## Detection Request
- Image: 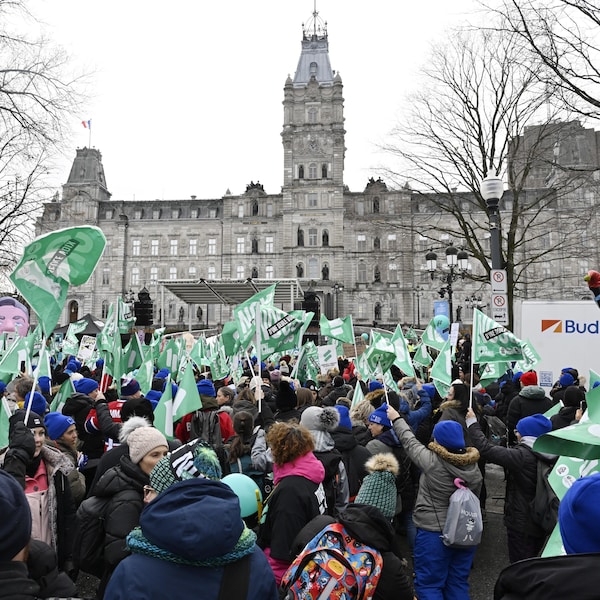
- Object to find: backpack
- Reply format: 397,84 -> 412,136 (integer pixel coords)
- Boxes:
314,449 -> 342,516
441,478 -> 483,548
483,414 -> 508,447
529,454 -> 559,535
73,494 -> 111,577
190,409 -> 230,475
280,522 -> 383,600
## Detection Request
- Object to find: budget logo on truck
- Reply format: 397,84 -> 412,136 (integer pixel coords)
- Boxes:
541,319 -> 600,334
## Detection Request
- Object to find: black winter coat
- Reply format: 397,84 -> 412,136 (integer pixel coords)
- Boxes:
506,387 -> 553,445
331,427 -> 371,498
62,393 -> 105,461
550,406 -> 578,431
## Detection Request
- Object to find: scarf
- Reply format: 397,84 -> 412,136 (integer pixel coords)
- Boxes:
126,523 -> 256,567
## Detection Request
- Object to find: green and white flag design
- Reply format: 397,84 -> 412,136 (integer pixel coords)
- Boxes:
153,375 -> 175,440
412,342 -> 432,368
233,284 -> 277,351
430,339 -> 453,393
319,315 -> 355,344
471,309 -> 523,364
421,318 -> 447,351
50,379 -> 75,413
513,339 -> 541,372
172,359 -> 202,421
62,318 -> 89,357
390,325 -> 416,377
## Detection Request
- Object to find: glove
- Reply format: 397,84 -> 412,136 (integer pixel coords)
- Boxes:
77,453 -> 88,471
8,421 -> 36,460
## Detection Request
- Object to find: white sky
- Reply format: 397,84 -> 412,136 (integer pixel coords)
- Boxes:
30,0 -> 481,201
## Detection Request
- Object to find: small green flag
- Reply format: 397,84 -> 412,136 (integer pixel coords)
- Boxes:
412,342 -> 432,368
153,375 -> 175,440
233,284 -> 277,350
350,379 -> 365,409
62,318 -> 89,356
122,333 -> 145,372
136,359 -> 155,395
50,379 -> 75,413
319,315 -> 355,344
157,338 -> 182,373
390,325 -> 416,377
0,397 -> 11,448
430,339 -> 453,393
421,318 -> 447,352
172,359 -> 202,421
472,309 -> 523,364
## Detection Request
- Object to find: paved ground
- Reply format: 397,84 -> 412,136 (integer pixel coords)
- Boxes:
76,463 -> 510,599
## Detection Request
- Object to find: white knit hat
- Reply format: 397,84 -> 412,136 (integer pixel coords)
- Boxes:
128,427 -> 168,464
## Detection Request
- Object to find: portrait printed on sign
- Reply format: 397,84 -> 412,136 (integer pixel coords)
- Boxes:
0,297 -> 29,336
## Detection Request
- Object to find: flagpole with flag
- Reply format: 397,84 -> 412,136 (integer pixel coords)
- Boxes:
82,118 -> 92,147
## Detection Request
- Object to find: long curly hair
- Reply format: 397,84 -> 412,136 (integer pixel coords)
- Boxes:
266,421 -> 314,466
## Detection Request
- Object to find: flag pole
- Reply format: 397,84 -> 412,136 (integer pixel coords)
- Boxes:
468,310 -> 478,409
254,302 -> 262,413
24,336 -> 46,423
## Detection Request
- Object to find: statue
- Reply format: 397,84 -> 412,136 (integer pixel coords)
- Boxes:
322,264 -> 329,280
296,263 -> 304,277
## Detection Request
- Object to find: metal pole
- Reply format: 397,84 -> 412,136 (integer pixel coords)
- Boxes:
489,210 -> 502,270
447,271 -> 454,323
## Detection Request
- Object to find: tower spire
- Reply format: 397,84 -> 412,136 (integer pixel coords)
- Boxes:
302,0 -> 327,41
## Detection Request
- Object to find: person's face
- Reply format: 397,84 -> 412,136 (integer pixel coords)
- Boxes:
139,446 -> 169,475
0,305 -> 29,336
368,422 -> 384,437
143,484 -> 158,504
216,389 -> 229,405
32,427 -> 46,457
447,386 -> 456,401
60,424 -> 78,449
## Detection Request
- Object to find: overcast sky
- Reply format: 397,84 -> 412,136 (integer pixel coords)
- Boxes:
30,0 -> 480,201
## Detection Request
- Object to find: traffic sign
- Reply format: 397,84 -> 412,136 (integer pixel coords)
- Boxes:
491,269 -> 507,293
491,293 -> 509,324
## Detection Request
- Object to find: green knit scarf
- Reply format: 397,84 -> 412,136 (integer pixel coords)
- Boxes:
126,524 -> 256,567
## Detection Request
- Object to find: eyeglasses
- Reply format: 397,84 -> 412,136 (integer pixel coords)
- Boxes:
143,485 -> 156,498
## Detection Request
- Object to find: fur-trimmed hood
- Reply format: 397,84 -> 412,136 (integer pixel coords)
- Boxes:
439,398 -> 466,413
119,416 -> 152,444
364,452 -> 399,477
365,388 -> 386,407
427,441 -> 480,466
39,443 -> 73,477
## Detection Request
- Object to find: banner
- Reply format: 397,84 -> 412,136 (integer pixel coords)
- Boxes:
317,344 -> 338,375
471,309 -> 523,364
233,284 -> 277,350
319,314 -> 355,344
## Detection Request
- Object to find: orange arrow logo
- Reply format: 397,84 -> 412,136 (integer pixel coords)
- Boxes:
541,319 -> 562,333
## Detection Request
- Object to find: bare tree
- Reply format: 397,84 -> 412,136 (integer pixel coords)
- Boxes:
381,27 -> 594,327
488,0 -> 600,118
0,0 -> 86,271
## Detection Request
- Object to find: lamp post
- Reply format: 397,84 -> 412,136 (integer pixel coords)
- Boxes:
333,282 -> 344,318
481,176 -> 504,270
465,294 -> 484,321
426,244 -> 469,322
413,285 -> 424,328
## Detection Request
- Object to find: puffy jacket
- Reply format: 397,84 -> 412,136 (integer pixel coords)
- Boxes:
331,427 -> 371,498
62,393 -> 105,461
506,387 -> 553,445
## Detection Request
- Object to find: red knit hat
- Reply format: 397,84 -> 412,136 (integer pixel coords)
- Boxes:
520,371 -> 538,386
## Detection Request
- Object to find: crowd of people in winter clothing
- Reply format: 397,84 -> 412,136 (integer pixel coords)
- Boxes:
1,347 -> 599,599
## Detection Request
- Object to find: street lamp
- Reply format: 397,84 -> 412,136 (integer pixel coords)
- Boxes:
333,282 -> 344,318
481,176 -> 504,270
413,285 -> 424,328
465,294 -> 484,321
426,244 -> 470,322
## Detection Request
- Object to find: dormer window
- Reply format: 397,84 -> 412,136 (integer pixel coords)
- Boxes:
310,62 -> 318,76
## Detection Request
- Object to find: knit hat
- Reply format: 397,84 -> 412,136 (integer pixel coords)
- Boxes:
65,359 -> 82,373
0,470 -> 32,560
20,411 -> 44,430
355,453 -> 399,519
121,379 -> 141,397
269,369 -> 281,383
44,412 -> 75,441
155,368 -> 170,380
559,372 -> 575,388
368,403 -> 392,428
145,389 -> 162,409
196,379 -> 216,397
333,376 -> 344,388
37,376 -> 51,395
301,406 -> 340,432
422,384 -> 436,399
304,379 -> 317,392
369,380 -> 384,393
127,427 -> 168,464
512,371 -> 523,384
516,414 -> 552,438
121,397 -> 154,424
150,440 -> 222,495
73,378 -> 98,395
563,386 -> 585,408
433,421 -> 466,453
559,472 -> 600,554
276,379 -> 297,411
25,392 -> 47,416
334,405 -> 352,430
520,371 -> 538,386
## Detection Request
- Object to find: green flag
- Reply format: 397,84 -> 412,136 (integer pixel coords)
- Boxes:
405,326 -> 418,341
233,284 -> 277,350
421,318 -> 447,351
205,336 -> 230,380
590,369 -> 600,390
118,298 -> 136,333
478,362 -> 511,388
122,333 -> 145,372
471,309 -> 523,364
430,339 -> 453,392
189,336 -> 206,367
157,338 -> 182,373
50,379 -> 74,413
319,315 -> 355,344
0,397 -> 11,448
0,336 -> 30,378
10,226 -> 106,335
258,307 -> 311,357
153,375 -> 175,440
513,339 -> 541,372
412,342 -> 432,368
363,331 -> 396,374
62,318 -> 89,356
220,320 -> 241,357
172,359 -> 202,421
350,379 -> 365,408
295,341 -> 320,383
135,359 -> 155,395
390,325 -> 416,377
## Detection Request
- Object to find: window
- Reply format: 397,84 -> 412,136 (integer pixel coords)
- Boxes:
357,234 -> 367,252
169,267 -> 177,280
189,266 -> 197,278
389,301 -> 398,320
373,197 -> 380,213
266,265 -> 274,279
189,239 -> 197,255
170,239 -> 178,256
134,209 -> 142,219
308,163 -> 317,179
171,208 -> 180,219
152,209 -> 161,220
131,267 -> 139,286
168,303 -> 175,320
238,204 -> 244,218
208,238 -> 216,255
265,236 -> 274,253
322,164 -> 328,178
308,192 -> 318,207
151,239 -> 159,256
105,209 -> 113,219
388,234 -> 397,251
102,268 -> 110,285
308,228 -> 317,246
190,208 -> 198,218
236,265 -> 245,279
209,208 -> 218,218
298,165 -> 305,179
358,262 -> 367,283
132,240 -> 140,256
105,240 -> 111,257
207,266 -> 216,280
101,300 -> 109,319
308,107 -> 317,122
266,203 -> 273,217
357,302 -> 366,319
150,266 -> 158,284
357,201 -> 364,216
388,263 -> 398,282
308,258 -> 319,279
237,237 -> 245,253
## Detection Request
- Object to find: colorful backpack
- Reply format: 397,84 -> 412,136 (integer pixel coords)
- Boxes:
281,522 -> 383,600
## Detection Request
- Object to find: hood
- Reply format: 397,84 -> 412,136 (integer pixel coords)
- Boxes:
519,386 -> 548,400
62,392 -> 93,417
331,428 -> 358,451
39,444 -> 73,477
338,504 -> 394,552
273,451 -> 325,486
364,388 -> 386,407
199,396 -> 218,411
94,456 -> 147,497
439,398 -> 467,414
375,427 -> 402,448
140,478 -> 244,561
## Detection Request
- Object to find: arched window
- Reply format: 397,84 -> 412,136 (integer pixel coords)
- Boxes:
298,228 -> 304,246
322,229 -> 329,246
321,163 -> 328,178
308,163 -> 317,179
252,201 -> 259,216
373,197 -> 380,213
309,62 -> 318,77
308,107 -> 318,123
308,258 -> 319,279
101,300 -> 109,319
298,165 -> 305,179
68,301 -> 79,323
373,237 -> 380,250
374,303 -> 382,321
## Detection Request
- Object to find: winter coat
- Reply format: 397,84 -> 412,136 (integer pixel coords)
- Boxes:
331,426 -> 371,499
399,389 -> 432,432
494,553 -> 600,600
391,417 -> 482,532
467,421 -> 553,537
351,422 -> 372,446
49,438 -> 86,506
506,386 -> 553,445
105,479 -> 278,600
290,504 -> 414,600
62,392 -> 105,461
437,398 -> 478,446
551,406 -> 578,431
322,384 -> 352,407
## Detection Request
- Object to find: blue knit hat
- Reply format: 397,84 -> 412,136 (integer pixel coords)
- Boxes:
433,421 -> 465,453
74,378 -> 99,395
516,414 -> 552,438
145,389 -> 162,409
368,403 -> 392,428
559,372 -> 575,387
512,371 -> 523,384
334,405 -> 352,429
155,368 -> 170,380
121,379 -> 141,397
25,392 -> 47,416
37,376 -> 51,395
369,380 -> 384,393
45,412 -> 75,440
422,383 -> 436,399
197,379 -> 216,397
559,472 -> 600,554
0,470 -> 32,560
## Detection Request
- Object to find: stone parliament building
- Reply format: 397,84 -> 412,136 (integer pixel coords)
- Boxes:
35,13 -> 600,332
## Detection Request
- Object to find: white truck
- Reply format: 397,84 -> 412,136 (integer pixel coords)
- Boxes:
513,300 -> 600,388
